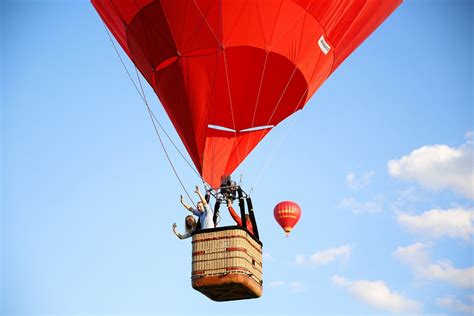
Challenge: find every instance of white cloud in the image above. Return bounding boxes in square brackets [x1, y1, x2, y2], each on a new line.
[437, 296, 474, 314]
[346, 171, 375, 190]
[391, 187, 425, 212]
[466, 130, 474, 145]
[268, 280, 307, 293]
[397, 207, 474, 240]
[296, 245, 352, 266]
[263, 252, 275, 262]
[338, 196, 383, 214]
[388, 133, 474, 199]
[295, 255, 305, 265]
[394, 243, 474, 288]
[289, 282, 306, 293]
[331, 275, 421, 313]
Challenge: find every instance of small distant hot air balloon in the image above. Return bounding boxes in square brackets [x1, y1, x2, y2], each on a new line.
[274, 201, 301, 236]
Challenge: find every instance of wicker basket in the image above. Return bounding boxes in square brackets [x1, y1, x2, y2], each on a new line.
[191, 226, 263, 301]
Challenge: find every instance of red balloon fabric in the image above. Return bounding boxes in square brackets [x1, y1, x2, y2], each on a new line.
[92, 0, 402, 187]
[274, 201, 301, 236]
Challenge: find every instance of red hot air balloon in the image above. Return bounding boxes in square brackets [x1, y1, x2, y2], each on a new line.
[91, 0, 402, 188]
[274, 201, 301, 236]
[92, 0, 402, 303]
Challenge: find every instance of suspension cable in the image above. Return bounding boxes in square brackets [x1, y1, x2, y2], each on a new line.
[104, 25, 199, 178]
[248, 8, 311, 195]
[133, 67, 205, 182]
[249, 111, 300, 195]
[103, 23, 202, 206]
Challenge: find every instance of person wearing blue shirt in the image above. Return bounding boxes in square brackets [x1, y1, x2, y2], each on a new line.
[180, 185, 215, 230]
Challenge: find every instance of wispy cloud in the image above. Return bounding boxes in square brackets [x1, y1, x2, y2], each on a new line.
[338, 196, 384, 214]
[296, 245, 352, 266]
[394, 242, 474, 288]
[346, 171, 375, 190]
[397, 207, 474, 240]
[331, 275, 421, 313]
[437, 296, 474, 314]
[263, 252, 275, 262]
[388, 132, 474, 199]
[268, 280, 307, 293]
[289, 282, 306, 293]
[269, 280, 285, 288]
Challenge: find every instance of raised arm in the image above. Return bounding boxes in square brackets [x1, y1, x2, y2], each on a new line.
[227, 199, 242, 226]
[194, 185, 207, 205]
[172, 223, 191, 239]
[180, 195, 194, 212]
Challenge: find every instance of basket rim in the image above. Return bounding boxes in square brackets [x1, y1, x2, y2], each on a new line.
[191, 225, 263, 246]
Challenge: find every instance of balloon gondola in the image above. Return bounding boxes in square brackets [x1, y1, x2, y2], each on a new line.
[191, 228, 262, 301]
[191, 185, 263, 301]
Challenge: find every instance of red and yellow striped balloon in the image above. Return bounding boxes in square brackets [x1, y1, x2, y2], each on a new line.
[274, 201, 301, 237]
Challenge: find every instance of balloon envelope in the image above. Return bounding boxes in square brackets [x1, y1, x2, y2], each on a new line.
[92, 0, 402, 187]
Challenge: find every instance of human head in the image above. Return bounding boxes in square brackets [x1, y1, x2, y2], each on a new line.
[220, 175, 231, 186]
[229, 181, 237, 197]
[245, 214, 251, 222]
[185, 215, 196, 230]
[196, 201, 204, 212]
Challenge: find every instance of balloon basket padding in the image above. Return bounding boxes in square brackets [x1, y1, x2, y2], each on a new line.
[191, 226, 263, 301]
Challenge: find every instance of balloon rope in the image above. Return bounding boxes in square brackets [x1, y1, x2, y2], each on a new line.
[244, 51, 269, 157]
[250, 110, 300, 196]
[134, 68, 199, 207]
[191, 0, 221, 45]
[103, 24, 202, 206]
[149, 108, 203, 180]
[222, 49, 243, 166]
[251, 39, 333, 193]
[247, 65, 299, 194]
[250, 10, 334, 193]
[103, 14, 206, 183]
[208, 0, 223, 187]
[241, 2, 282, 179]
[249, 7, 312, 194]
[187, 0, 243, 183]
[250, 84, 309, 195]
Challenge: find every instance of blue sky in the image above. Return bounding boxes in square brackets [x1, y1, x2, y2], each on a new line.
[1, 0, 473, 315]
